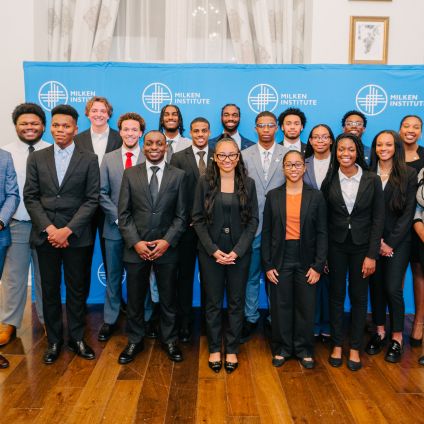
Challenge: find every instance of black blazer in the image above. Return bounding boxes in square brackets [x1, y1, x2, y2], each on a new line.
[326, 170, 384, 259]
[170, 145, 214, 222]
[379, 167, 417, 249]
[74, 128, 122, 156]
[23, 145, 100, 248]
[261, 184, 328, 273]
[118, 162, 187, 264]
[192, 176, 259, 258]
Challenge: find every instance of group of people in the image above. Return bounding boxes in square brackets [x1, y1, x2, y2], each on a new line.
[0, 97, 423, 374]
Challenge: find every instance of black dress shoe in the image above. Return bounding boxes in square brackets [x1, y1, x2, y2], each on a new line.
[385, 340, 403, 363]
[67, 339, 95, 360]
[365, 333, 387, 355]
[224, 360, 239, 374]
[98, 323, 114, 342]
[162, 342, 183, 362]
[240, 321, 258, 343]
[0, 354, 9, 369]
[179, 327, 191, 344]
[419, 355, 424, 365]
[43, 342, 62, 365]
[272, 356, 287, 367]
[208, 360, 222, 373]
[328, 355, 343, 368]
[347, 359, 362, 371]
[300, 358, 315, 369]
[118, 341, 144, 364]
[409, 336, 422, 347]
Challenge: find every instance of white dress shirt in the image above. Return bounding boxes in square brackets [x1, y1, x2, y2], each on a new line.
[2, 138, 50, 221]
[283, 139, 301, 152]
[313, 155, 331, 189]
[338, 165, 363, 215]
[224, 131, 242, 150]
[166, 133, 191, 154]
[121, 145, 140, 168]
[54, 142, 75, 186]
[192, 145, 209, 167]
[91, 126, 109, 165]
[146, 159, 166, 188]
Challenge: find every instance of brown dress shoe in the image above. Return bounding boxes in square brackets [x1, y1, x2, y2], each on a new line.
[0, 354, 9, 369]
[0, 324, 16, 346]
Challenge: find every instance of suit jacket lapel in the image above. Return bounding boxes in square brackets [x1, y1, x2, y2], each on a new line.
[266, 148, 282, 188]
[157, 164, 171, 205]
[300, 187, 312, 232]
[46, 147, 60, 190]
[305, 157, 317, 188]
[137, 163, 153, 207]
[278, 186, 287, 231]
[186, 148, 199, 177]
[352, 172, 367, 212]
[252, 149, 267, 190]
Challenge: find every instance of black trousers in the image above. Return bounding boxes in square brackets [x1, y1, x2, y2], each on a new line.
[369, 239, 410, 332]
[270, 240, 316, 358]
[124, 260, 178, 344]
[36, 242, 91, 344]
[84, 207, 107, 299]
[176, 227, 199, 328]
[328, 233, 369, 350]
[198, 247, 251, 354]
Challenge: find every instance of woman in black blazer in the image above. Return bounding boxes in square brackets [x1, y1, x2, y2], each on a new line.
[321, 133, 384, 371]
[192, 137, 258, 373]
[367, 130, 417, 363]
[262, 150, 327, 369]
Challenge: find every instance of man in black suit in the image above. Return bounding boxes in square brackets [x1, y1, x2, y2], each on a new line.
[24, 105, 99, 364]
[278, 108, 307, 153]
[209, 104, 254, 151]
[341, 110, 371, 163]
[118, 130, 187, 364]
[74, 96, 122, 299]
[170, 117, 214, 342]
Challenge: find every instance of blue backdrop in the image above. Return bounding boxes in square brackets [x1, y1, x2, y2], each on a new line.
[24, 62, 424, 312]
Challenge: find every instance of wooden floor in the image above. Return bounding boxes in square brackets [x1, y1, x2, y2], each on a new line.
[1, 297, 424, 424]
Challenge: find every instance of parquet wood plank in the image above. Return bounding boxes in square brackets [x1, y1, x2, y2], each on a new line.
[0, 354, 25, 385]
[196, 378, 227, 424]
[134, 341, 174, 423]
[246, 335, 293, 424]
[346, 400, 388, 424]
[1, 407, 41, 424]
[101, 380, 143, 424]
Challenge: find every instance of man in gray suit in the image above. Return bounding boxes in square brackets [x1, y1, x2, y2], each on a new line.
[241, 111, 288, 341]
[97, 112, 145, 342]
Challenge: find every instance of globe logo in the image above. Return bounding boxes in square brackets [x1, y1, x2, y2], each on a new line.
[97, 263, 126, 287]
[356, 84, 388, 116]
[38, 80, 68, 111]
[142, 82, 173, 113]
[247, 83, 279, 113]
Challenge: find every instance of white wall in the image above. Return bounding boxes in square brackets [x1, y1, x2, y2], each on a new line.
[306, 0, 424, 64]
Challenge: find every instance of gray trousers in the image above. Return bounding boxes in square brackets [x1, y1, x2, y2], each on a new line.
[0, 220, 44, 327]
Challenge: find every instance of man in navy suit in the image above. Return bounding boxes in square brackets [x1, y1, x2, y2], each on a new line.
[0, 148, 19, 369]
[278, 108, 307, 153]
[341, 110, 371, 164]
[209, 104, 254, 151]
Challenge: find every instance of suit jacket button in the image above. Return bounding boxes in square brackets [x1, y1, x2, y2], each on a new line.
[56, 195, 61, 198]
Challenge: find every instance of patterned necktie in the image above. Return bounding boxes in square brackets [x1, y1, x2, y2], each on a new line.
[149, 166, 159, 204]
[166, 139, 174, 162]
[28, 145, 35, 154]
[263, 150, 271, 181]
[125, 152, 133, 169]
[197, 151, 206, 176]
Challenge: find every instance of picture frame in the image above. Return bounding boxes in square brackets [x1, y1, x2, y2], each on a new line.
[349, 16, 389, 64]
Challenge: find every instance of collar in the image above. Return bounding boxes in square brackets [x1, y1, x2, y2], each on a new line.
[15, 139, 45, 152]
[192, 144, 209, 156]
[257, 142, 276, 156]
[90, 125, 110, 139]
[146, 158, 166, 171]
[166, 133, 181, 143]
[122, 145, 140, 157]
[54, 141, 75, 155]
[283, 138, 301, 150]
[338, 164, 362, 182]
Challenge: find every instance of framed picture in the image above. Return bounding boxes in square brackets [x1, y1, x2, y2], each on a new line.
[349, 16, 389, 64]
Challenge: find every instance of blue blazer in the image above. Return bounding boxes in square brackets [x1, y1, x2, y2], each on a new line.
[303, 156, 319, 190]
[209, 134, 254, 151]
[0, 149, 20, 246]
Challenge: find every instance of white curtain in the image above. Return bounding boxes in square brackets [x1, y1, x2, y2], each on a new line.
[47, 0, 305, 63]
[225, 0, 305, 64]
[111, 0, 234, 62]
[48, 0, 121, 60]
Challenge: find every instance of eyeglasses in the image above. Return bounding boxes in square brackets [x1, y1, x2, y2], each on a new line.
[283, 162, 304, 170]
[216, 153, 239, 161]
[256, 123, 277, 129]
[311, 135, 331, 141]
[345, 121, 364, 128]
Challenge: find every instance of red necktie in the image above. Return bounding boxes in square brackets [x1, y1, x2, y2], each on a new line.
[125, 152, 133, 169]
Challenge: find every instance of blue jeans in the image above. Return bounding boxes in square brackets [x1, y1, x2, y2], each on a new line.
[244, 235, 262, 324]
